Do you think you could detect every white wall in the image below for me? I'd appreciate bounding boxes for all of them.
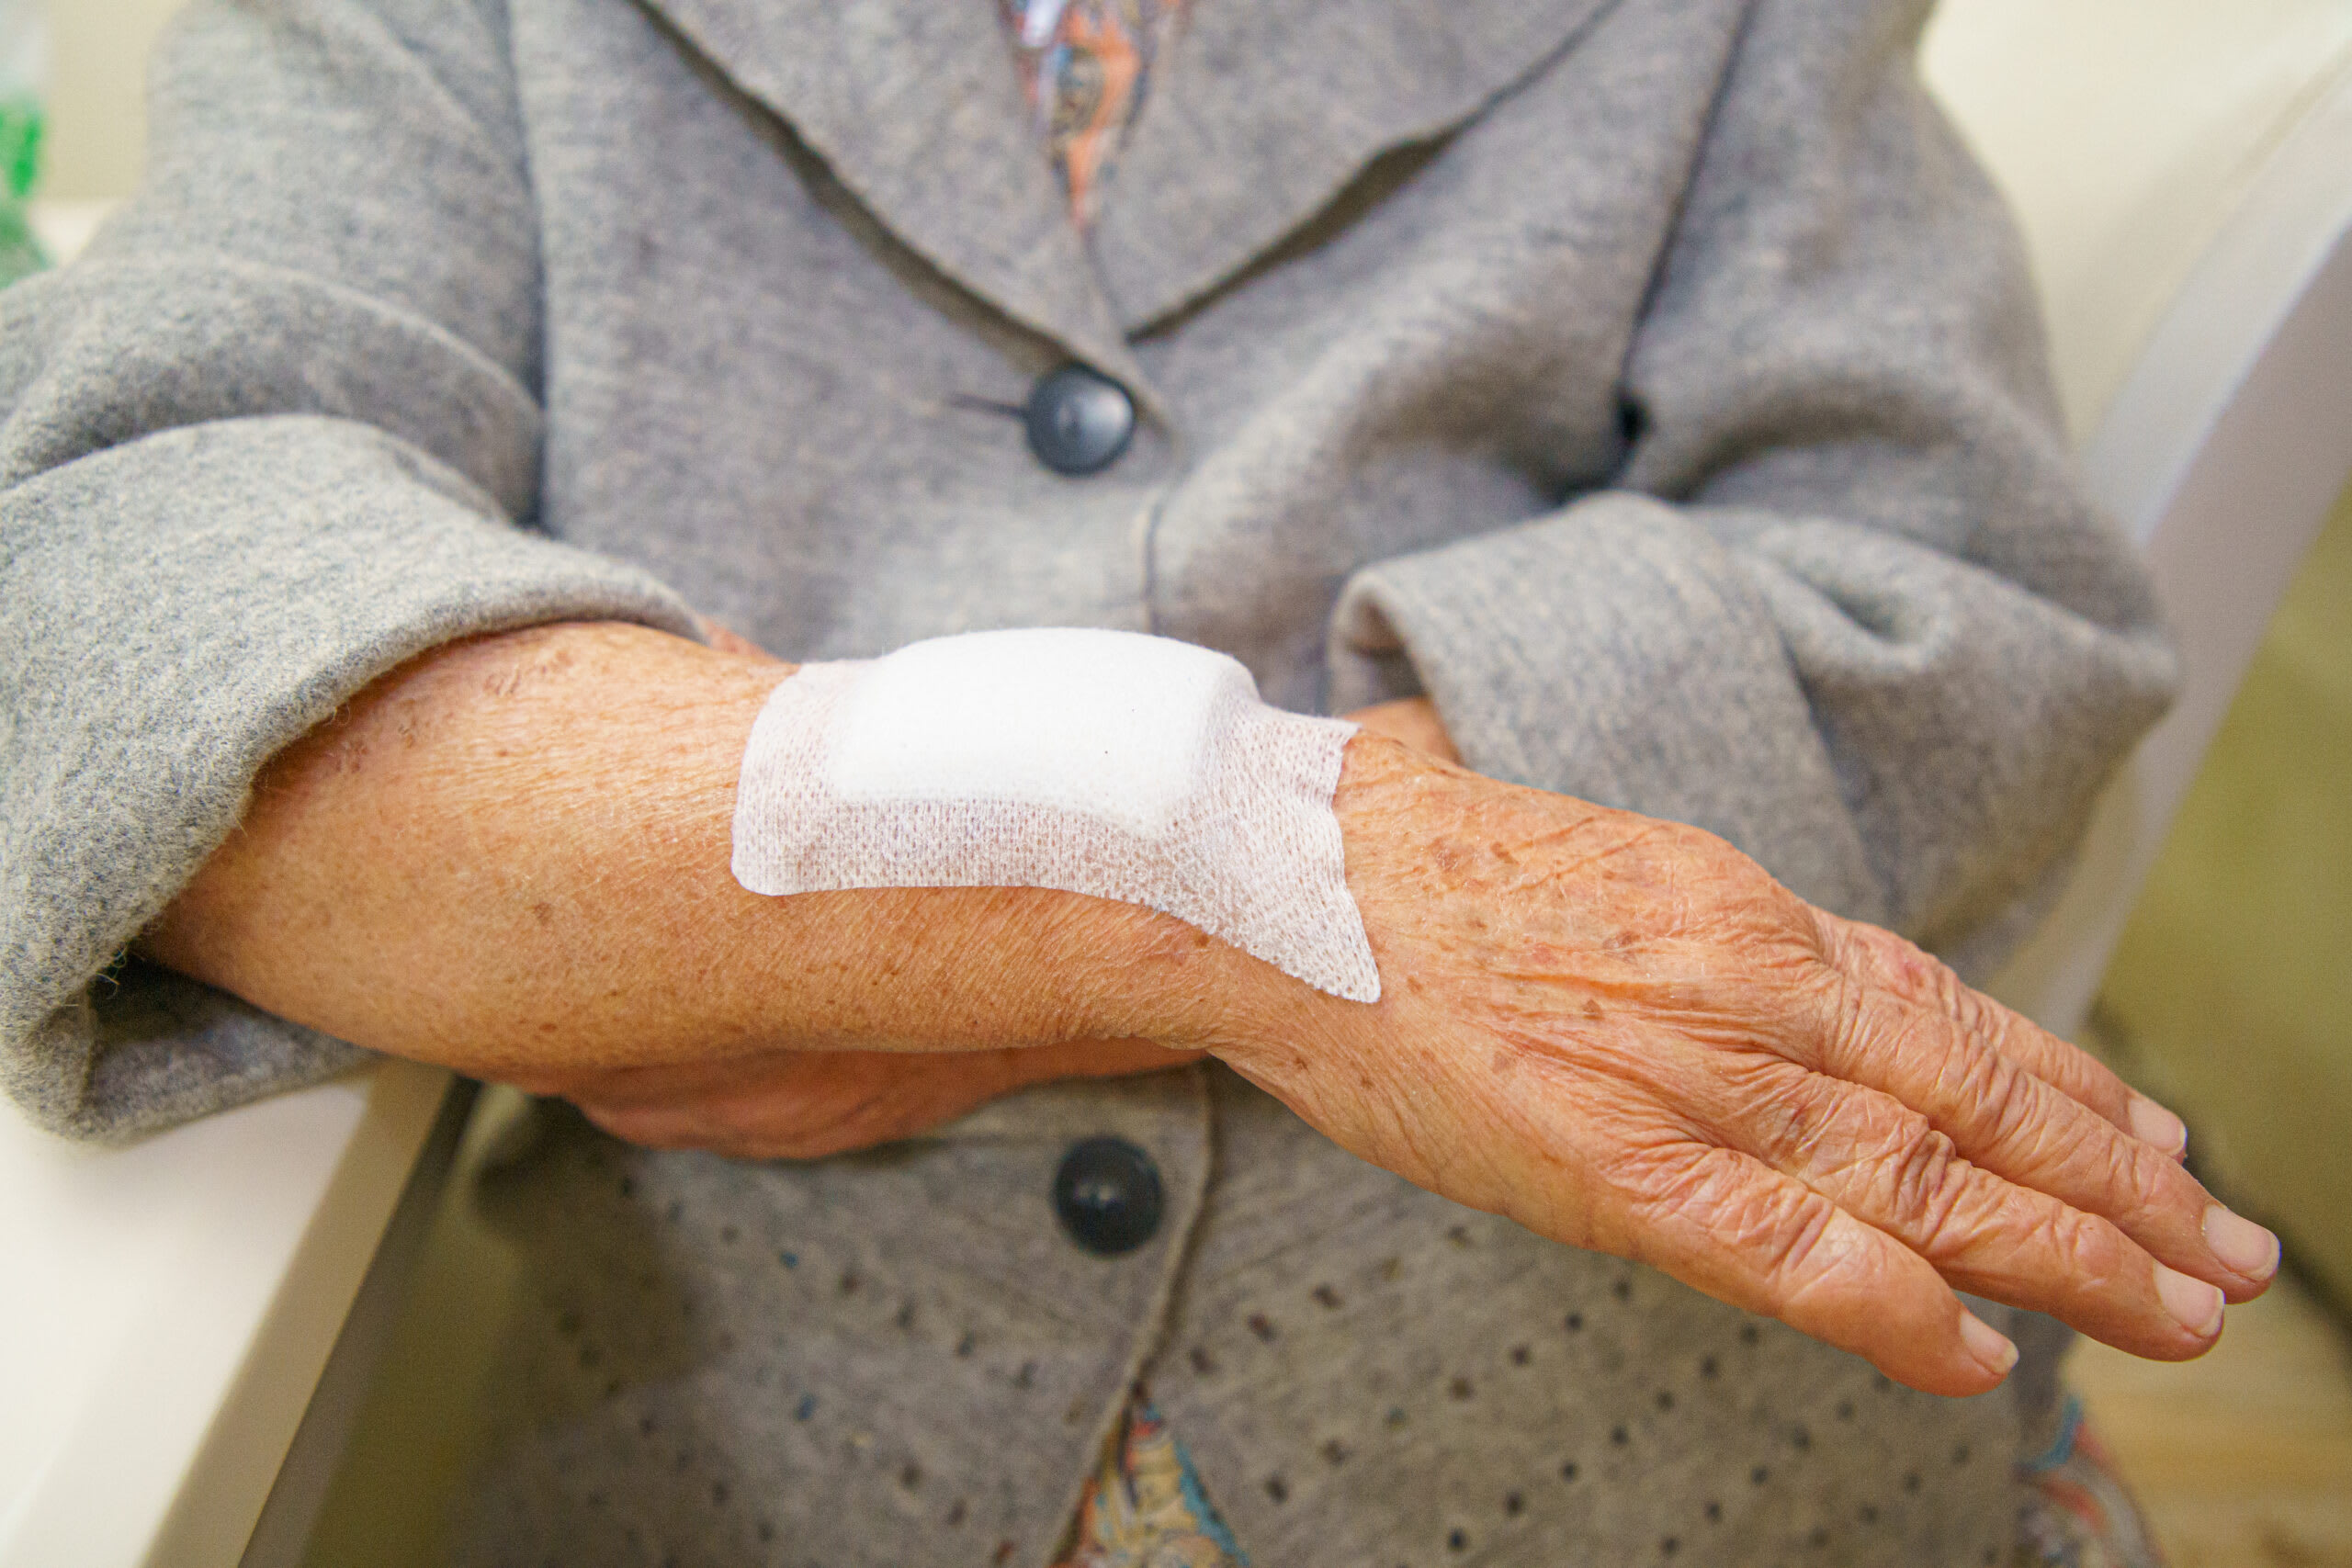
[39,0,186,200]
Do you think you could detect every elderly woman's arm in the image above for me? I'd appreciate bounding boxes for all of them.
[5,0,2274,1407]
[139,615,2276,1403]
[133,622,1232,1075]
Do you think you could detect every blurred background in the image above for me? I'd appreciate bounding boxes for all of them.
[11,0,2351,1563]
[31,0,177,203]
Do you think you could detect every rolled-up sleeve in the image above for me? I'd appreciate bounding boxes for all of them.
[1332,0,2177,968]
[0,0,698,1139]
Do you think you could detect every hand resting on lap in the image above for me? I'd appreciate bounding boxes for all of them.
[139,622,2275,1399]
[1238,737,2273,1396]
[554,1036,1200,1160]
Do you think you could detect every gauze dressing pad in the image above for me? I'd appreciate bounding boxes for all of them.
[730,628,1381,1002]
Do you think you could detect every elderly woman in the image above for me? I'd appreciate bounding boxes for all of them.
[0,0,2278,1562]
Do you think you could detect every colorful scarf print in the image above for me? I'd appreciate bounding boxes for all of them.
[996,0,1188,227]
[1054,1397,1249,1568]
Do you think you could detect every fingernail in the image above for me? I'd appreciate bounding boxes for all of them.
[2204,1204,2280,1281]
[2155,1264,2225,1337]
[1960,1311,2018,1379]
[2128,1093,2188,1157]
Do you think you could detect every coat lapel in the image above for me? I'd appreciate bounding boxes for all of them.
[1091,0,1621,331]
[637,0,1617,371]
[639,0,1151,389]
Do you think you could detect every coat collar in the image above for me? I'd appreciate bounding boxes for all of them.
[643,0,1151,389]
[637,0,1616,366]
[1092,0,1621,331]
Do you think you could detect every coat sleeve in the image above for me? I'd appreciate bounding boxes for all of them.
[1329,0,2177,971]
[0,0,701,1140]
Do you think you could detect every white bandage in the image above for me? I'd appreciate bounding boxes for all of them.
[730,628,1381,1002]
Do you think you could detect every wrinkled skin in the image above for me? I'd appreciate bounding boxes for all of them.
[1218,739,2270,1394]
[147,624,2272,1397]
[561,675,2275,1397]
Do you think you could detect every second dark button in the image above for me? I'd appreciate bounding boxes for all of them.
[1053,1136,1164,1257]
[1024,364,1136,476]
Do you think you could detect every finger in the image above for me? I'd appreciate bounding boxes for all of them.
[1795,973,2278,1300]
[1592,1140,2018,1397]
[548,1054,797,1109]
[575,1100,730,1151]
[576,1061,998,1159]
[1724,1062,2225,1359]
[573,1041,1207,1158]
[1815,912,2185,1157]
[551,1055,949,1120]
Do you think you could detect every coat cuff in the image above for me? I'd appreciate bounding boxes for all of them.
[2,416,702,1140]
[1327,491,1885,921]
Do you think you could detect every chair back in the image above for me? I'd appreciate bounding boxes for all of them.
[1922,0,2352,1033]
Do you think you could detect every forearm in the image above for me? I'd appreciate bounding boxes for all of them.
[137,622,1291,1080]
[141,617,2278,1393]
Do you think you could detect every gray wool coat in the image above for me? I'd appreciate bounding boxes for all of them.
[0,0,2178,1560]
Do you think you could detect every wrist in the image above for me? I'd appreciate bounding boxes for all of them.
[1178,730,1435,1071]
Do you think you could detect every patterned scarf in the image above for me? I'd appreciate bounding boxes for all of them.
[997,0,1189,227]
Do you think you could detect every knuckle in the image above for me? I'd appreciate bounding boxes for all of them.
[1948,979,2012,1052]
[1630,1146,1772,1242]
[1809,906,1872,970]
[1965,1049,2044,1147]
[1735,1064,1844,1165]
[1638,1146,1845,1299]
[1792,964,1871,1073]
[1869,1116,1971,1246]
[1756,1190,1853,1307]
[1840,912,1955,997]
[2050,1208,2134,1293]
[2096,1126,2180,1217]
[1768,881,1830,950]
[1617,1141,1727,1216]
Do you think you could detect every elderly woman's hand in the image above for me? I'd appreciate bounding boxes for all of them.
[547,1037,1201,1158]
[1212,735,2278,1398]
[176,615,2258,1396]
